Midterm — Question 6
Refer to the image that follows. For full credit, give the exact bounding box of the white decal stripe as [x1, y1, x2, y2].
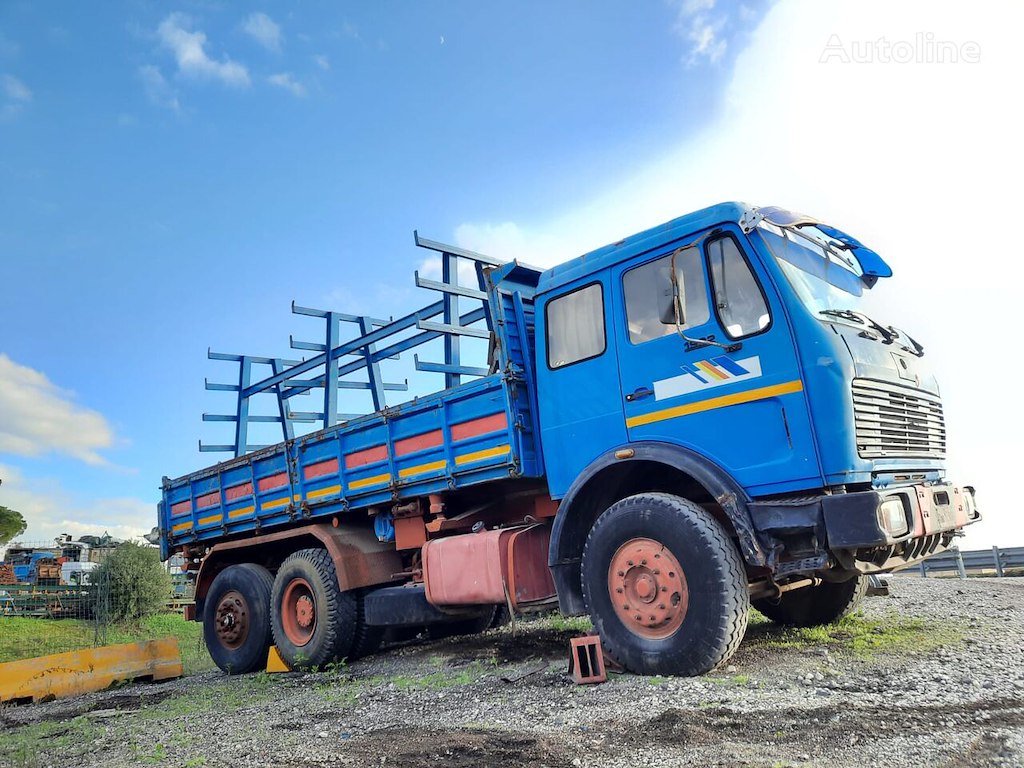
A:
[653, 356, 762, 401]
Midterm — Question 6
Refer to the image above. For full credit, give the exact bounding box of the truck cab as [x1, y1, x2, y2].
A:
[538, 203, 977, 668]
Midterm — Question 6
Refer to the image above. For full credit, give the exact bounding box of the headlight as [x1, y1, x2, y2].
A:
[877, 497, 909, 538]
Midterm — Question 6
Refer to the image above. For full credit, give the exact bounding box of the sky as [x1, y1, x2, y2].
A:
[1, 1, 1020, 552]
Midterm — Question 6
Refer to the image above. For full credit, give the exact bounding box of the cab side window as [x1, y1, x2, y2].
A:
[623, 246, 710, 344]
[707, 236, 770, 339]
[546, 283, 606, 368]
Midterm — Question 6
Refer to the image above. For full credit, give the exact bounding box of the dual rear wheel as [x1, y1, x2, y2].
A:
[203, 548, 381, 674]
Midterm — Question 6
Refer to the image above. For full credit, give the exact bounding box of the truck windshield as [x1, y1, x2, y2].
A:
[756, 222, 867, 315]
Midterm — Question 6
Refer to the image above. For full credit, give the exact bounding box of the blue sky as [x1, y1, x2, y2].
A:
[0, 1, 768, 541]
[2, 1, 1021, 549]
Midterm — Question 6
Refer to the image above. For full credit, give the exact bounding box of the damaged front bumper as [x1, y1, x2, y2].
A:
[751, 482, 979, 577]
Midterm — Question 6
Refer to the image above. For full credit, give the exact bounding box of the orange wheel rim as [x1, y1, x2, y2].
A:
[607, 537, 688, 640]
[281, 578, 316, 647]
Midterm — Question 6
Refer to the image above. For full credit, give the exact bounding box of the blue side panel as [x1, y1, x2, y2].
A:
[160, 272, 544, 551]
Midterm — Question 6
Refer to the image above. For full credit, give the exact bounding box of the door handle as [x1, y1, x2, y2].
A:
[625, 387, 653, 402]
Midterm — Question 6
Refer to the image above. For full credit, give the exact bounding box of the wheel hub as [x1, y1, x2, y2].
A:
[281, 578, 317, 647]
[608, 538, 688, 639]
[215, 590, 249, 649]
[295, 595, 314, 628]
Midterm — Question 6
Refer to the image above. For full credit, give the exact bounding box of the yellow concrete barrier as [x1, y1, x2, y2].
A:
[0, 638, 183, 704]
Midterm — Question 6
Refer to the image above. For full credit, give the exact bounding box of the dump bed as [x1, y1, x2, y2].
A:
[159, 260, 543, 558]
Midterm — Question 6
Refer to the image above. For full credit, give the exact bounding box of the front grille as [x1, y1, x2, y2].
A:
[852, 378, 946, 459]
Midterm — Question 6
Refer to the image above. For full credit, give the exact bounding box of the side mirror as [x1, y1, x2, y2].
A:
[657, 263, 685, 325]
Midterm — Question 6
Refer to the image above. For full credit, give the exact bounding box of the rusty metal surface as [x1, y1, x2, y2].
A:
[608, 537, 688, 640]
[569, 635, 607, 685]
[195, 523, 404, 605]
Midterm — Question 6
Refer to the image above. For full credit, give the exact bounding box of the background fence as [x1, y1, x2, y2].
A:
[0, 540, 200, 668]
[916, 545, 1024, 578]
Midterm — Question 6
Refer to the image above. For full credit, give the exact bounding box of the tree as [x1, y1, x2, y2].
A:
[93, 542, 172, 623]
[0, 506, 27, 546]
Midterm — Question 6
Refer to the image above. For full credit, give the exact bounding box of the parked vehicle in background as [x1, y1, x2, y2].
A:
[159, 202, 979, 676]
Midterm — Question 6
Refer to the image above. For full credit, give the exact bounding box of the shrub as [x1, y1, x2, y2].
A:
[94, 542, 172, 623]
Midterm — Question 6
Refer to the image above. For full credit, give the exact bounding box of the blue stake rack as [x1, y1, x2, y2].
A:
[200, 233, 503, 457]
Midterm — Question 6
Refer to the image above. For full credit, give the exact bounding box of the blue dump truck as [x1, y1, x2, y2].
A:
[159, 202, 978, 676]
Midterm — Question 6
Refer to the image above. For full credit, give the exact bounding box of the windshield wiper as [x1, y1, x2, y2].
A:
[819, 309, 864, 324]
[819, 309, 899, 345]
[889, 327, 925, 357]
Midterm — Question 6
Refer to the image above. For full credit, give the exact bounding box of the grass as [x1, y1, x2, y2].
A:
[746, 608, 962, 657]
[546, 614, 593, 633]
[137, 672, 279, 721]
[391, 660, 495, 690]
[0, 612, 214, 674]
[0, 716, 102, 768]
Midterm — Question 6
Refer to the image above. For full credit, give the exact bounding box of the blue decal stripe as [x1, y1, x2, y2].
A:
[711, 356, 748, 377]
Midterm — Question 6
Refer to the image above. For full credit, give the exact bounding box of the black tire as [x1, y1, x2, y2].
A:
[271, 548, 357, 670]
[427, 606, 498, 640]
[490, 604, 511, 629]
[581, 493, 749, 677]
[203, 563, 274, 675]
[753, 574, 866, 627]
[350, 588, 384, 660]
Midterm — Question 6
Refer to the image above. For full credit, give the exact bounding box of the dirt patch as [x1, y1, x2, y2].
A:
[342, 727, 573, 768]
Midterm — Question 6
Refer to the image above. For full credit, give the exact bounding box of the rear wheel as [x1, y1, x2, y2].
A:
[271, 548, 357, 669]
[753, 574, 866, 627]
[203, 563, 274, 675]
[581, 493, 749, 676]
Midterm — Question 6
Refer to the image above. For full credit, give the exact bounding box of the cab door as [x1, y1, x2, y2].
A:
[612, 225, 821, 495]
[536, 274, 628, 497]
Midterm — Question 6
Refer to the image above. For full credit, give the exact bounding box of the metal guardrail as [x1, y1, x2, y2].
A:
[917, 545, 1024, 578]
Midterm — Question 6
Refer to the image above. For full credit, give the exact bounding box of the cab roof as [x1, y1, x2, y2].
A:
[536, 201, 753, 296]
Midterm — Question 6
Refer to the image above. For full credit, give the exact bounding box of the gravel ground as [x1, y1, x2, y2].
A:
[1, 575, 1022, 768]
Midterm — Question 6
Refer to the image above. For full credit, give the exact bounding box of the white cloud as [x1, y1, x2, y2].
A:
[314, 54, 330, 70]
[268, 72, 306, 97]
[137, 64, 180, 111]
[156, 13, 250, 88]
[0, 463, 153, 545]
[672, 0, 728, 64]
[241, 12, 282, 53]
[453, 0, 1023, 548]
[416, 254, 483, 289]
[1, 73, 31, 120]
[0, 355, 116, 466]
[1, 73, 30, 101]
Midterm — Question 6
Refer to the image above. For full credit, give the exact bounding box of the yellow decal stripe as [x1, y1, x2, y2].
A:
[228, 506, 255, 519]
[198, 513, 223, 526]
[171, 521, 192, 534]
[626, 380, 804, 429]
[454, 445, 511, 466]
[398, 460, 448, 478]
[307, 484, 343, 500]
[348, 473, 392, 491]
[261, 496, 291, 511]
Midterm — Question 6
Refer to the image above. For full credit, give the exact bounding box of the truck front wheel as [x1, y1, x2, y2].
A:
[203, 563, 274, 675]
[581, 493, 749, 676]
[753, 574, 866, 627]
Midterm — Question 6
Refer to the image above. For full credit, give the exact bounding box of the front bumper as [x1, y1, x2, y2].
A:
[751, 481, 979, 575]
[822, 482, 978, 549]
